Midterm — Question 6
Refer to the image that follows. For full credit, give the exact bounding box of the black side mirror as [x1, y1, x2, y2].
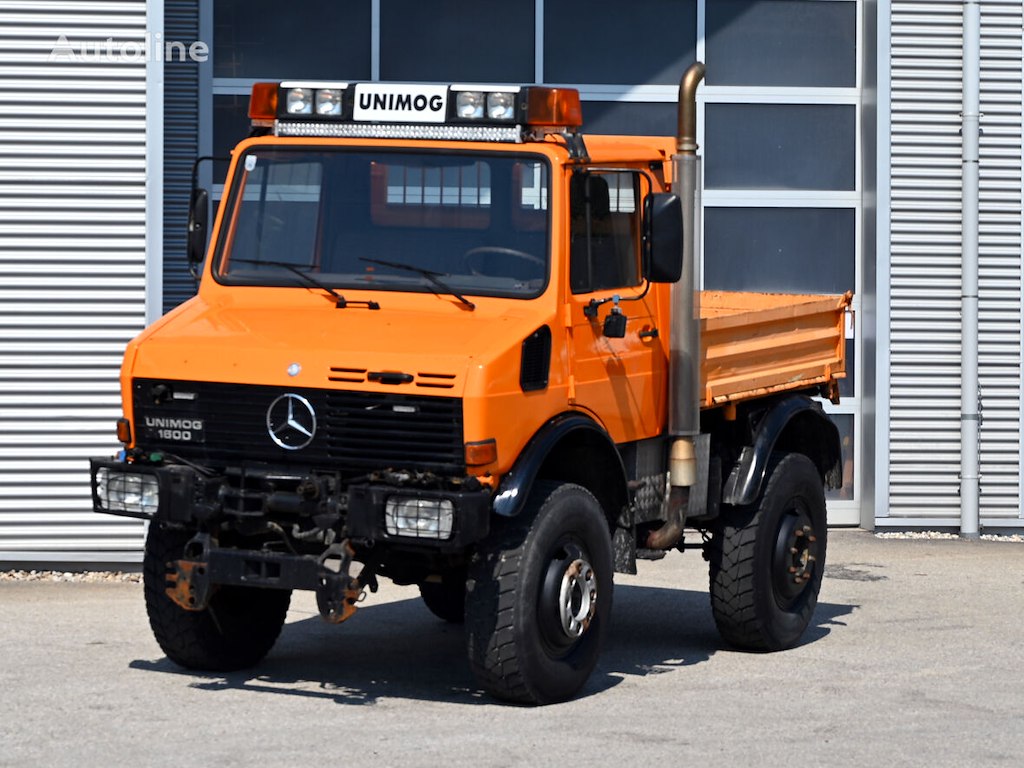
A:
[187, 186, 209, 279]
[643, 192, 684, 283]
[186, 155, 228, 282]
[603, 308, 627, 338]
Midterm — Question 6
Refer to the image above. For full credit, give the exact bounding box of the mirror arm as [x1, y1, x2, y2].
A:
[583, 280, 651, 319]
[189, 155, 229, 192]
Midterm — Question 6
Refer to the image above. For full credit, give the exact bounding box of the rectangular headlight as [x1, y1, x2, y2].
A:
[95, 467, 160, 518]
[315, 88, 343, 116]
[455, 91, 485, 119]
[486, 91, 516, 121]
[385, 497, 454, 540]
[286, 87, 313, 115]
[451, 85, 519, 123]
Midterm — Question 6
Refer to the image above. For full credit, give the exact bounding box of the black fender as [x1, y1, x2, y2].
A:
[493, 412, 630, 520]
[721, 395, 842, 507]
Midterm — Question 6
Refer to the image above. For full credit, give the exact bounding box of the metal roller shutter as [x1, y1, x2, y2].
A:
[977, 0, 1022, 520]
[0, 1, 149, 561]
[888, 0, 965, 518]
[163, 0, 200, 313]
[887, 0, 1024, 523]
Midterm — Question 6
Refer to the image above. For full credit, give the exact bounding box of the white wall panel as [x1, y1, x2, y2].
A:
[886, 0, 1023, 524]
[0, 1, 149, 561]
[888, 0, 964, 517]
[977, 0, 1022, 519]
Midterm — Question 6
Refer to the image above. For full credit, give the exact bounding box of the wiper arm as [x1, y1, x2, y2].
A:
[359, 257, 475, 310]
[230, 259, 379, 310]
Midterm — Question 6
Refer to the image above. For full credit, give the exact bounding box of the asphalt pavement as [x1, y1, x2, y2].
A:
[1, 530, 1023, 767]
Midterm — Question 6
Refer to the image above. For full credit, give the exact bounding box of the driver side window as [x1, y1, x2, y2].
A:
[569, 171, 642, 294]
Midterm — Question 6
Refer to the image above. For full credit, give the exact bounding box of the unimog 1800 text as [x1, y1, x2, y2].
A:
[91, 63, 851, 704]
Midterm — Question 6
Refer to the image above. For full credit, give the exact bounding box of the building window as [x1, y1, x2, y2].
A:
[704, 208, 855, 294]
[198, 0, 865, 516]
[706, 0, 857, 87]
[380, 0, 534, 82]
[213, 0, 372, 79]
[544, 0, 696, 85]
[578, 102, 677, 137]
[705, 104, 856, 191]
[700, 1, 862, 514]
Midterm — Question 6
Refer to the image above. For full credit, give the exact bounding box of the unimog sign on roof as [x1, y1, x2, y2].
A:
[352, 83, 448, 122]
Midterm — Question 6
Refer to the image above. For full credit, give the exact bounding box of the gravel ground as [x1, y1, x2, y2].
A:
[875, 531, 1024, 542]
[0, 570, 142, 583]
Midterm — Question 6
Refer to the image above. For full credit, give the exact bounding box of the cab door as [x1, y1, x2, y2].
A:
[566, 169, 666, 442]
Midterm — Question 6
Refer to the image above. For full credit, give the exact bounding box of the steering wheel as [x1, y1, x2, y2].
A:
[464, 246, 544, 276]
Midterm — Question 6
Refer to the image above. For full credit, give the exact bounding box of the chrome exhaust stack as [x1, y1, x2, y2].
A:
[647, 62, 706, 550]
[669, 62, 705, 461]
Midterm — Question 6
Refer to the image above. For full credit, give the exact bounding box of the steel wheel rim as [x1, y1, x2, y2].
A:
[771, 502, 819, 609]
[558, 556, 596, 638]
[539, 541, 598, 653]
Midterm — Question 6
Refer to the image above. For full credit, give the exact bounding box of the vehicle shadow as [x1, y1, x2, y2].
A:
[129, 585, 856, 706]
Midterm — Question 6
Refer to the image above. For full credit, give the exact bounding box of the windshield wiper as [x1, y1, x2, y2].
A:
[359, 257, 475, 310]
[230, 259, 379, 310]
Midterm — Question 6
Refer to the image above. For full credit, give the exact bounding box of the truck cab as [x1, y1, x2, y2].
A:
[91, 70, 848, 704]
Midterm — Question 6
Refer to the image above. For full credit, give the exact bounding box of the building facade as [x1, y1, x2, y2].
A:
[0, 0, 1020, 563]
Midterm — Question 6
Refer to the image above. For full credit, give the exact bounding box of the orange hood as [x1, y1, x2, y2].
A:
[126, 290, 552, 398]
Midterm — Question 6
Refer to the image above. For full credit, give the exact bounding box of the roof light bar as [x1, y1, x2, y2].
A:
[248, 81, 584, 141]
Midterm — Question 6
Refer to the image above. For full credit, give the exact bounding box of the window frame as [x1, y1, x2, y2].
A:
[211, 145, 555, 301]
[568, 168, 652, 296]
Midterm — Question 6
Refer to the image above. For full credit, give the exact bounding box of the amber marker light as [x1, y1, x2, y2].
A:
[526, 87, 582, 128]
[248, 82, 279, 121]
[465, 439, 498, 466]
[116, 418, 132, 445]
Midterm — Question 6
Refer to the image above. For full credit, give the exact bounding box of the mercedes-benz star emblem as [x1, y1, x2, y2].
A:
[266, 393, 317, 450]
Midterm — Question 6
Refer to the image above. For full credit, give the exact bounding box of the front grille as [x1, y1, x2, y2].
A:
[132, 378, 464, 473]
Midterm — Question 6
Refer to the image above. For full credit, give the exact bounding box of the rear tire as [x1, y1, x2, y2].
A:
[143, 524, 291, 671]
[708, 452, 827, 651]
[465, 481, 613, 705]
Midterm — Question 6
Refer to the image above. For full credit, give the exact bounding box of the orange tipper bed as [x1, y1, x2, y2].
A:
[699, 290, 852, 407]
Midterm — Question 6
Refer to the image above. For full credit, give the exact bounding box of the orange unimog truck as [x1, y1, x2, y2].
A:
[91, 63, 850, 704]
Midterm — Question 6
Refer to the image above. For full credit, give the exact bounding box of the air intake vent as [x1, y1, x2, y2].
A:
[416, 372, 457, 389]
[520, 325, 551, 392]
[328, 367, 366, 383]
[329, 366, 456, 389]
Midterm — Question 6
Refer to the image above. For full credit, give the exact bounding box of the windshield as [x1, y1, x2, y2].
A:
[214, 148, 550, 299]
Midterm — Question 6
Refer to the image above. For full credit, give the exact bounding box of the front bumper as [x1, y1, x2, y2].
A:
[164, 533, 365, 622]
[89, 458, 491, 549]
